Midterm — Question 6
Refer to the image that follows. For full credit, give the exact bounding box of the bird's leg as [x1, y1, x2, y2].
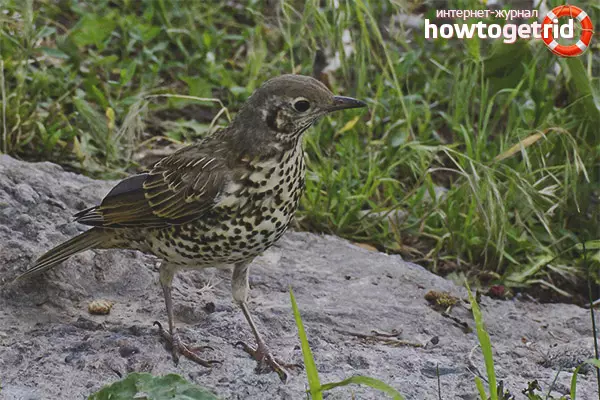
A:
[155, 262, 220, 367]
[232, 262, 298, 382]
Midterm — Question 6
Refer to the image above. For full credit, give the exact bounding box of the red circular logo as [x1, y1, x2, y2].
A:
[542, 5, 594, 57]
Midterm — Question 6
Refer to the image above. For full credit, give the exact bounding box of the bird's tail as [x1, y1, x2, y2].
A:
[16, 228, 108, 280]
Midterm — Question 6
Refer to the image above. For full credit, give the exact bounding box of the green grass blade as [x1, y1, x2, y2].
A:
[467, 283, 497, 400]
[564, 58, 600, 126]
[289, 287, 322, 400]
[474, 376, 487, 400]
[575, 240, 600, 251]
[570, 359, 600, 400]
[570, 364, 583, 400]
[320, 376, 405, 400]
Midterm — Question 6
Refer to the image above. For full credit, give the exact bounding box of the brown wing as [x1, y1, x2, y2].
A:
[74, 144, 228, 228]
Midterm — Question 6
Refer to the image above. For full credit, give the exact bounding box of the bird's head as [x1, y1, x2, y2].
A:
[229, 74, 366, 153]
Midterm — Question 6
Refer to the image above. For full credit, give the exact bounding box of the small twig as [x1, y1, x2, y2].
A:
[547, 330, 568, 343]
[1, 59, 6, 153]
[441, 311, 472, 333]
[545, 366, 562, 400]
[198, 277, 222, 295]
[144, 94, 232, 122]
[334, 328, 422, 348]
[209, 105, 230, 133]
[370, 329, 402, 337]
[437, 363, 442, 400]
[584, 298, 600, 309]
[335, 328, 398, 340]
[467, 344, 486, 382]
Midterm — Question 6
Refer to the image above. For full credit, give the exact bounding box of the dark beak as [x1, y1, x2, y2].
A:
[329, 96, 367, 111]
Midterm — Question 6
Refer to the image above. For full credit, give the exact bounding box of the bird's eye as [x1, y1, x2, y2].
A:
[293, 99, 310, 113]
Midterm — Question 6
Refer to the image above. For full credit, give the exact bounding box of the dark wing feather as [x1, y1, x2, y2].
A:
[75, 143, 228, 228]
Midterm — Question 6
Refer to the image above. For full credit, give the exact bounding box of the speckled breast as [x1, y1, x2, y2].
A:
[146, 143, 306, 267]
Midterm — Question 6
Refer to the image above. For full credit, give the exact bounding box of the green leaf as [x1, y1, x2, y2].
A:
[138, 24, 162, 43]
[88, 372, 219, 400]
[564, 57, 600, 127]
[320, 376, 405, 400]
[461, 20, 480, 61]
[570, 358, 600, 399]
[73, 97, 109, 144]
[39, 47, 70, 59]
[574, 240, 600, 251]
[93, 54, 119, 66]
[90, 85, 109, 110]
[505, 255, 554, 284]
[180, 76, 213, 98]
[483, 41, 532, 91]
[35, 26, 56, 40]
[120, 62, 137, 86]
[289, 287, 322, 400]
[467, 283, 497, 400]
[474, 376, 487, 400]
[70, 14, 117, 47]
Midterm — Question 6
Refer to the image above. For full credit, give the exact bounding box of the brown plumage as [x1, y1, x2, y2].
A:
[17, 74, 366, 381]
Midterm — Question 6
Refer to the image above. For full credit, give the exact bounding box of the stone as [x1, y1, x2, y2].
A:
[0, 155, 597, 399]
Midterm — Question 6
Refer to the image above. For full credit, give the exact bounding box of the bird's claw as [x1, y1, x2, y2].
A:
[235, 340, 300, 382]
[154, 321, 221, 368]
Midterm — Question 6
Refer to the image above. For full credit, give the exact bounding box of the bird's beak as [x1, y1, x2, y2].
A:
[329, 96, 367, 112]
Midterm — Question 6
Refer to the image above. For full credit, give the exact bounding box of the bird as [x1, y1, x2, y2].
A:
[16, 74, 366, 381]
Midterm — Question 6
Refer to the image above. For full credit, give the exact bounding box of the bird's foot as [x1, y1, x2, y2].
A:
[154, 321, 221, 368]
[235, 340, 301, 382]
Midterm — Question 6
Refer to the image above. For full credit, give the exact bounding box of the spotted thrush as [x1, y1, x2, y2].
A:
[17, 74, 367, 381]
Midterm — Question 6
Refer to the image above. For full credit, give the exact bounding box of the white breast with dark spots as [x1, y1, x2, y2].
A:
[224, 140, 306, 251]
[246, 141, 306, 231]
[145, 142, 306, 267]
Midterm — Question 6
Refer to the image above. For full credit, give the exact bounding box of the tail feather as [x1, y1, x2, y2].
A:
[16, 228, 107, 281]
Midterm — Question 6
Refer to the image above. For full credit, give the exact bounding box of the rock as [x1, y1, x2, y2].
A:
[0, 154, 597, 399]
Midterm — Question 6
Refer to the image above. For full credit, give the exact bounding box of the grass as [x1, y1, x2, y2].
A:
[0, 0, 599, 300]
[468, 283, 497, 400]
[290, 287, 405, 399]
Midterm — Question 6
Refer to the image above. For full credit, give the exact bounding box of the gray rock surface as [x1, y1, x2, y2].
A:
[0, 154, 597, 399]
